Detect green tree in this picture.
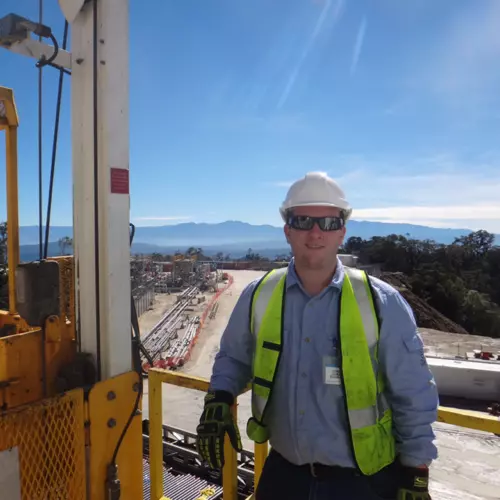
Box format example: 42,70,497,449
343,229,500,337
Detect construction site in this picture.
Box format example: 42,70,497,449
1,2,500,500
132,264,500,500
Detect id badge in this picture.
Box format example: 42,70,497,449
323,356,341,385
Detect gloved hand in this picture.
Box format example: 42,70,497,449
196,390,242,469
397,466,432,500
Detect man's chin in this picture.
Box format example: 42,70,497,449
298,254,332,271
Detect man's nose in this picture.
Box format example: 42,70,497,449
308,222,323,236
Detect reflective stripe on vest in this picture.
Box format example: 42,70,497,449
247,267,287,444
247,265,396,475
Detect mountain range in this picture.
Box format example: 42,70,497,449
16,220,497,261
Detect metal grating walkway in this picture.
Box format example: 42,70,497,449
143,458,223,500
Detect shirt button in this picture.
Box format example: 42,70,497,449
299,410,305,416
304,337,310,343
301,372,307,378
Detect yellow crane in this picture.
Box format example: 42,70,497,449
0,2,499,500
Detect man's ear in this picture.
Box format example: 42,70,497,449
339,226,346,245
284,224,291,244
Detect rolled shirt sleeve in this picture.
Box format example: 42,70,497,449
373,278,439,467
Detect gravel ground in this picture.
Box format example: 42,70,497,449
139,271,500,499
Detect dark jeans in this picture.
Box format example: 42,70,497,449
255,449,401,500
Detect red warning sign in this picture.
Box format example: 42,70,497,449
110,168,129,194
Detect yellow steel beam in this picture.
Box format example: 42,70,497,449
1,86,21,315
149,368,211,392
152,370,500,436
0,87,20,127
148,368,253,394
223,403,238,500
88,371,143,500
254,442,268,490
149,370,171,500
5,125,19,314
150,370,500,500
438,406,500,435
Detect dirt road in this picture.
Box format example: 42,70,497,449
140,271,262,443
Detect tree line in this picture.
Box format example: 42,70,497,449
2,222,499,337
342,230,500,338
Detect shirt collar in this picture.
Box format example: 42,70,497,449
286,256,345,291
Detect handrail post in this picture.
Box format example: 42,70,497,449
222,402,238,500
254,441,268,490
149,370,164,500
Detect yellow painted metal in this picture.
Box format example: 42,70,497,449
0,388,86,499
148,369,252,394
254,442,268,490
0,86,20,126
0,328,44,408
3,97,20,314
149,369,500,500
438,406,500,435
0,313,77,410
48,256,77,335
149,369,168,500
222,403,238,500
88,370,143,500
148,369,241,500
149,368,211,392
0,310,30,333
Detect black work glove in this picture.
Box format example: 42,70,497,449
397,466,432,500
196,390,242,469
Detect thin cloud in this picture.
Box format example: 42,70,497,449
412,0,500,112
267,171,331,188
277,0,344,109
269,181,294,188
267,155,500,232
132,216,192,221
353,205,500,222
344,162,500,232
350,17,367,76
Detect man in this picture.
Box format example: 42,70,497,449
196,172,438,500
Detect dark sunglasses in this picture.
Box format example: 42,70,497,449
287,215,345,232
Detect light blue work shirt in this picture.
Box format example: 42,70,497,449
209,258,439,468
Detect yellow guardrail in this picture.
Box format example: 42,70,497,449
148,368,500,500
148,369,268,500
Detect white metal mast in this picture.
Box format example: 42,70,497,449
67,0,131,380
0,0,132,379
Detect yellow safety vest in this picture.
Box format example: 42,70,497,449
246,266,396,476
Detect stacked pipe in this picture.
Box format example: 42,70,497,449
141,286,199,367
208,301,219,320
165,316,200,368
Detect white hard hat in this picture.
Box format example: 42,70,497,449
279,172,352,222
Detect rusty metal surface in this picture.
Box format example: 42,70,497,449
143,458,222,500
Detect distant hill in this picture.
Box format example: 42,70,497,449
18,220,498,261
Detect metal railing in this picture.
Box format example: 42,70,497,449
148,368,500,500
148,369,268,500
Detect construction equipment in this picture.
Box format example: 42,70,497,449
0,2,142,499
0,2,499,500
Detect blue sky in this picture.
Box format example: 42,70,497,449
1,0,500,233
